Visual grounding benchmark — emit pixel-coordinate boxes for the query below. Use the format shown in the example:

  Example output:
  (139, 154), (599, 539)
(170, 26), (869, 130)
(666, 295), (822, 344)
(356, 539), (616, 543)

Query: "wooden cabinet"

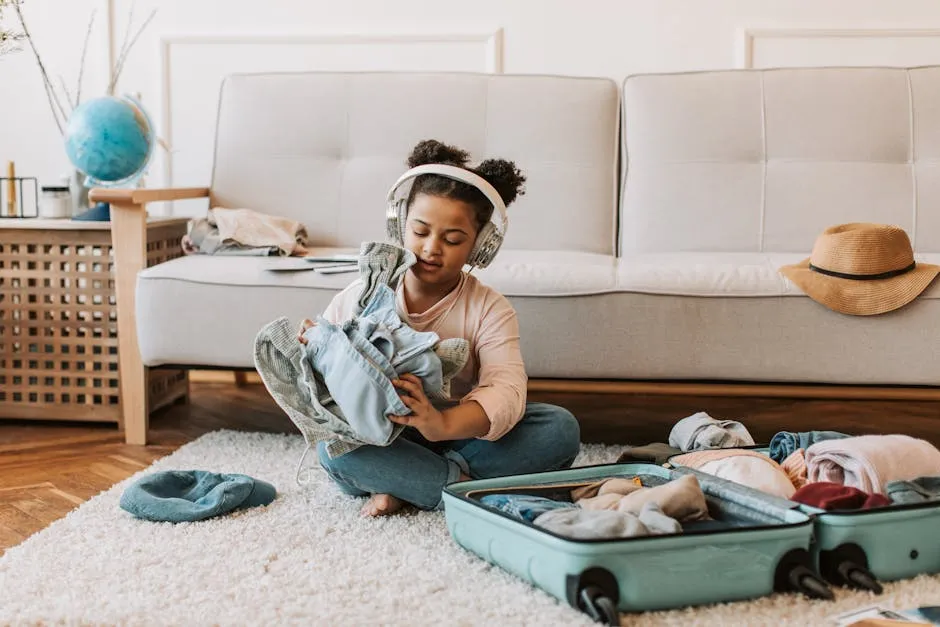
(0, 218), (189, 423)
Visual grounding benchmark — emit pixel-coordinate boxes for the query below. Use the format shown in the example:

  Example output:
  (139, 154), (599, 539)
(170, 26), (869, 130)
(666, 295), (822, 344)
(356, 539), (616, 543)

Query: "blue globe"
(64, 95), (155, 187)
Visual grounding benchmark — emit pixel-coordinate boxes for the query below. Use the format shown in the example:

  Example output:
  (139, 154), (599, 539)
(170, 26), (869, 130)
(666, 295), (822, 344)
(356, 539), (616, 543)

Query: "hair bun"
(407, 139), (470, 168)
(474, 158), (527, 207)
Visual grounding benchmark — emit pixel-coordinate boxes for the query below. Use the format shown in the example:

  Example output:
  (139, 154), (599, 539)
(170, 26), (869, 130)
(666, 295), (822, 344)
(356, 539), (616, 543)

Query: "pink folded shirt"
(670, 449), (796, 498)
(805, 434), (940, 494)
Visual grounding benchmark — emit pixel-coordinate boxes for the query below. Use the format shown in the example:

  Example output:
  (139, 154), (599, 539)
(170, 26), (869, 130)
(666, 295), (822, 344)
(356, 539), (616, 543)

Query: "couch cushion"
(135, 249), (618, 367)
(470, 250), (616, 296)
(137, 250), (940, 385)
(210, 72), (620, 254)
(620, 67), (940, 255)
(136, 255), (358, 368)
(617, 252), (940, 298)
(510, 290), (940, 385)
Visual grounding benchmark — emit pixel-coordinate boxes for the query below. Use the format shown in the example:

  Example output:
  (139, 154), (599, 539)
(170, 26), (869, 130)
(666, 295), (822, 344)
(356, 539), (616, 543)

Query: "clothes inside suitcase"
(442, 462), (831, 624)
(666, 445), (940, 597)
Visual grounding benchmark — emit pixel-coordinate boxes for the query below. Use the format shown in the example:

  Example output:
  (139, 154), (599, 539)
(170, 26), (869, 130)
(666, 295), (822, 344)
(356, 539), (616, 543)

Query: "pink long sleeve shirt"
(321, 272), (528, 440)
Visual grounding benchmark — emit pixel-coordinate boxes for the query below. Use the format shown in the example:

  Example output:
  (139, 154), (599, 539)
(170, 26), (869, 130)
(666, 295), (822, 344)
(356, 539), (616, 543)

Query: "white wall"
(0, 0), (108, 203)
(6, 0), (940, 216)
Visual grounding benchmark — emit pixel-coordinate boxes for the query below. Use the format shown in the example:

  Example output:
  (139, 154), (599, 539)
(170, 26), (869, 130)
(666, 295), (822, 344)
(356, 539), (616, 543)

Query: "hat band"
(808, 261), (916, 281)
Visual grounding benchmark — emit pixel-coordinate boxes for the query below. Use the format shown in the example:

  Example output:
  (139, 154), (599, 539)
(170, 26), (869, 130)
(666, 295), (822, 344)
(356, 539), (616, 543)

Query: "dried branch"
(75, 7), (96, 104)
(0, 5), (24, 56)
(0, 0), (25, 56)
(58, 75), (75, 111)
(115, 1), (135, 69)
(9, 0), (158, 140)
(109, 8), (155, 95)
(0, 31), (25, 56)
(39, 76), (65, 134)
(13, 0), (67, 134)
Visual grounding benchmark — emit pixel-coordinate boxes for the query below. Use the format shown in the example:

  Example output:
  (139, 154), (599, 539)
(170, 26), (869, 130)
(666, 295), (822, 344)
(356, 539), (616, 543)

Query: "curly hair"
(405, 139), (526, 230)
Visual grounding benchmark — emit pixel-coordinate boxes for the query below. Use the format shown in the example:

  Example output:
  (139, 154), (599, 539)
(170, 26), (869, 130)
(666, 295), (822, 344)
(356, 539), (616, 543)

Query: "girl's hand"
(297, 319), (316, 344)
(388, 373), (450, 441)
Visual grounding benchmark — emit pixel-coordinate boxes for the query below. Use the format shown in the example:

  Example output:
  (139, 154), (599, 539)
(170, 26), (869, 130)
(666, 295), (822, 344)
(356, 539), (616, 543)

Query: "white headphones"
(385, 163), (508, 269)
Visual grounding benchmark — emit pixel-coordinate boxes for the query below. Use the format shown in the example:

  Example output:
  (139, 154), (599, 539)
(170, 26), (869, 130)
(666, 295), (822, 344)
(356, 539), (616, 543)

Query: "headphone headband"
(385, 163), (508, 235)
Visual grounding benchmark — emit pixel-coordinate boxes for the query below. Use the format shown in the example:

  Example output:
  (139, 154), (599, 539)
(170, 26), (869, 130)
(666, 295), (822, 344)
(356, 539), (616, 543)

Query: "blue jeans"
(317, 402), (581, 510)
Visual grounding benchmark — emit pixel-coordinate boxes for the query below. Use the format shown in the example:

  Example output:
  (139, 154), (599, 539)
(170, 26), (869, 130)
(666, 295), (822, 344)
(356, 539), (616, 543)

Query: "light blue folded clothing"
(480, 493), (576, 522)
(885, 475), (940, 504)
(769, 430), (850, 463)
(303, 283), (469, 448)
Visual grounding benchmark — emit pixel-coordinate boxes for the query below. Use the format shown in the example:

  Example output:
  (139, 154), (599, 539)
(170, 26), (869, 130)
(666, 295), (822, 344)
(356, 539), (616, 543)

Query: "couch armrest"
(96, 186), (208, 445)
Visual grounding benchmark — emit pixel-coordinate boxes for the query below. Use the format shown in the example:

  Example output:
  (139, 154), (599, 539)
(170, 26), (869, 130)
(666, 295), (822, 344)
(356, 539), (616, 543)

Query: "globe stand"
(71, 202), (111, 222)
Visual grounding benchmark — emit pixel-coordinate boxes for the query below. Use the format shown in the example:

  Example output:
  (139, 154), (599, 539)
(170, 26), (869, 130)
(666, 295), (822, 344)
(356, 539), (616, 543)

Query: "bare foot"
(360, 493), (406, 517)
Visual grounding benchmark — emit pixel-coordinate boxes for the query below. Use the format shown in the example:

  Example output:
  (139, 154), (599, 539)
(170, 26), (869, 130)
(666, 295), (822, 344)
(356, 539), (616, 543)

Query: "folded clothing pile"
(673, 431), (940, 511)
(668, 412), (756, 452)
(617, 412), (940, 513)
(804, 434), (940, 495)
(669, 449), (798, 499)
(795, 434), (940, 510)
(480, 473), (710, 540)
(183, 207), (310, 256)
(615, 411), (758, 466)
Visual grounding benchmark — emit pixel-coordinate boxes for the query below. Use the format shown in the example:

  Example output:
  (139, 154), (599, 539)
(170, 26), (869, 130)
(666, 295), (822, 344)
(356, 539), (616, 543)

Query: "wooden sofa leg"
(110, 201), (150, 445)
(121, 364), (150, 446)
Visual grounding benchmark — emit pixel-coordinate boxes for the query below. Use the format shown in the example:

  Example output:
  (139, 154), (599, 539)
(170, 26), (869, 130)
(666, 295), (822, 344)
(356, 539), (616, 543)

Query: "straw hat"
(779, 222), (939, 316)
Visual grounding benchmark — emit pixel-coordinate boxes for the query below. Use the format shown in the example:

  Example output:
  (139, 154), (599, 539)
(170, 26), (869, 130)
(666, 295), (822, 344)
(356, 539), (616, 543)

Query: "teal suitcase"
(666, 446), (940, 596)
(441, 462), (832, 625)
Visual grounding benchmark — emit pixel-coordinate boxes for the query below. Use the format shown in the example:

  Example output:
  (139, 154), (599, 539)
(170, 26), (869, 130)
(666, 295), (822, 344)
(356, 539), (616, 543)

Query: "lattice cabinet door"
(0, 218), (189, 422)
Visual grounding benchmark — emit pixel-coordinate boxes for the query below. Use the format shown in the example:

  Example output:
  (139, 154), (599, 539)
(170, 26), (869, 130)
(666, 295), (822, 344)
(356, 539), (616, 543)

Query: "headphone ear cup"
(385, 200), (399, 243)
(386, 199), (408, 245)
(467, 222), (502, 269)
(397, 200), (408, 244)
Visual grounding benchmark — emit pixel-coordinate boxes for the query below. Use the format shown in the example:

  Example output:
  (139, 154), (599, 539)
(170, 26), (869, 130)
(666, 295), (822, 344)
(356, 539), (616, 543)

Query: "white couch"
(95, 67), (940, 445)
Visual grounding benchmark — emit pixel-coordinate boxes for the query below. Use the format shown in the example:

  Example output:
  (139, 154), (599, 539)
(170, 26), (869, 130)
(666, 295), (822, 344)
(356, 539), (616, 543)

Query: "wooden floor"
(2, 378), (940, 555)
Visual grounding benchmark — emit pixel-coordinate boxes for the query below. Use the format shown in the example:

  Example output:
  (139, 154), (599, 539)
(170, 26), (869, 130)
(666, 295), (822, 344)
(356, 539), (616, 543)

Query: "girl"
(301, 139), (581, 517)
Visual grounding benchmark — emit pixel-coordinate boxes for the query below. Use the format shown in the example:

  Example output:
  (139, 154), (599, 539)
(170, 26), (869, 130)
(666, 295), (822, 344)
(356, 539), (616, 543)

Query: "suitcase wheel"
(774, 549), (835, 601)
(579, 587), (618, 626)
(567, 567), (619, 625)
(819, 543), (883, 595)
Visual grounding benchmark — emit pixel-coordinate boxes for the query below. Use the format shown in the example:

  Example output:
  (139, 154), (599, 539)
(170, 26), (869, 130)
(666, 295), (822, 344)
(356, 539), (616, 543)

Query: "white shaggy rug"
(3, 430), (940, 626)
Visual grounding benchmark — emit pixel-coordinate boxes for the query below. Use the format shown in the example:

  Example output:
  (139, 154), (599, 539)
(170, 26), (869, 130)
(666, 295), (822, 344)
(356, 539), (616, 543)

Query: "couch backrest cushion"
(209, 72), (620, 254)
(620, 66), (940, 254)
